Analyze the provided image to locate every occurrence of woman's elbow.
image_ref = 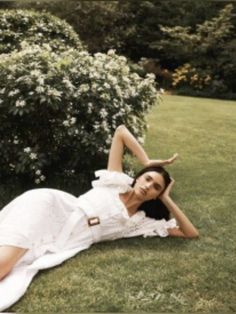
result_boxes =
[116,124,126,133]
[185,230,200,239]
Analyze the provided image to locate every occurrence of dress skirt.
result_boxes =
[0,188,93,265]
[0,188,95,311]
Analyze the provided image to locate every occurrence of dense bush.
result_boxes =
[0,45,158,184]
[0,9,83,54]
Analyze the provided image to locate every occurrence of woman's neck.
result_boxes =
[119,190,142,216]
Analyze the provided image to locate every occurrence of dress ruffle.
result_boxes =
[142,218,178,238]
[123,211,178,238]
[92,169,134,193]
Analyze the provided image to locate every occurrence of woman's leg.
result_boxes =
[0,246,28,280]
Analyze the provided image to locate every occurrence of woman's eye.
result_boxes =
[145,176,151,181]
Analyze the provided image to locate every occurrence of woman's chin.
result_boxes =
[135,189,146,200]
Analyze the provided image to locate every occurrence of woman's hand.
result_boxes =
[159,178,175,202]
[158,178,200,238]
[145,153,178,168]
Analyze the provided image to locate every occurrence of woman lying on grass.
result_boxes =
[0,125,199,310]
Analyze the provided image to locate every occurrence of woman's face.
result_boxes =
[133,171,166,201]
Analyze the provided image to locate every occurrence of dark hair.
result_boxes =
[132,166,171,221]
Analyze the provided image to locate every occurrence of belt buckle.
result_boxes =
[88,216,100,227]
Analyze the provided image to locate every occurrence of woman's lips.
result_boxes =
[139,187,146,195]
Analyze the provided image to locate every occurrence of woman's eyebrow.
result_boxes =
[154,182,162,189]
[147,175,163,189]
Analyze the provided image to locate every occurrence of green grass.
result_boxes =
[2,95,236,312]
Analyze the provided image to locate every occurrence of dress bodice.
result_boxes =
[77,170,133,242]
[77,170,178,243]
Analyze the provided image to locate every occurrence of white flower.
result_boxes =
[30,70,41,77]
[13,139,19,144]
[70,117,76,125]
[107,49,116,56]
[94,60,103,68]
[40,175,46,181]
[115,86,122,98]
[47,89,62,98]
[24,147,31,153]
[79,84,90,93]
[35,179,40,184]
[87,103,93,114]
[0,88,5,94]
[35,169,41,175]
[94,52,104,58]
[63,120,70,127]
[107,75,118,85]
[100,108,108,118]
[118,56,127,63]
[123,77,130,84]
[37,77,45,85]
[146,73,156,80]
[9,65,17,72]
[138,136,145,145]
[29,153,37,160]
[104,83,110,89]
[101,120,109,131]
[121,66,129,75]
[160,88,165,94]
[8,89,20,96]
[35,86,45,93]
[15,100,26,107]
[63,78,74,90]
[91,83,98,91]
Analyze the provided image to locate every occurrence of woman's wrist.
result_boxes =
[159,195,172,206]
[143,158,151,167]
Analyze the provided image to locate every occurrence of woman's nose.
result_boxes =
[144,183,152,190]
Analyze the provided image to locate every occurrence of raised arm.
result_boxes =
[107,125,178,172]
[159,179,199,239]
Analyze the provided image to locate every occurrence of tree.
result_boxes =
[159,4,236,97]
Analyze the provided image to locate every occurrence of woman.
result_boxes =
[0,125,199,310]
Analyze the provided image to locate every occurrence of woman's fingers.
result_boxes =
[147,154,178,167]
[167,153,179,164]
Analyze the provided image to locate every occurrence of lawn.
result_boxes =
[2,95,236,312]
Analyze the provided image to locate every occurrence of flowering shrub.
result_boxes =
[0,9,83,54]
[0,46,158,184]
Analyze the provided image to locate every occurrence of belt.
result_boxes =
[88,216,100,226]
[52,209,85,251]
[76,197,102,243]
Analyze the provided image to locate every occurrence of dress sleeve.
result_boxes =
[91,169,134,193]
[123,211,178,238]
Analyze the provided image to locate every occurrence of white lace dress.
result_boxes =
[0,170,177,311]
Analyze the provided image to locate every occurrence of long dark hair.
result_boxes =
[132,166,171,221]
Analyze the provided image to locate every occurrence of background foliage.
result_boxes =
[1,0,235,98]
[0,9,83,54]
[159,4,236,98]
